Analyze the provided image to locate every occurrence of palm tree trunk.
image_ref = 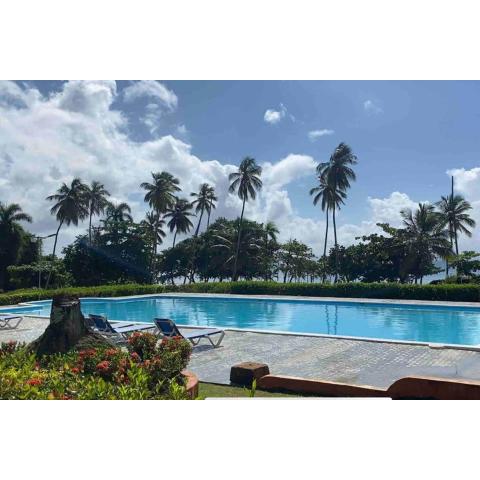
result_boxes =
[332,205,339,283]
[173,231,177,248]
[88,210,93,245]
[207,199,213,228]
[45,220,63,289]
[232,197,246,281]
[454,229,459,255]
[322,208,329,282]
[194,207,204,237]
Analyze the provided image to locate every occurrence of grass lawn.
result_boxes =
[198,382,301,398]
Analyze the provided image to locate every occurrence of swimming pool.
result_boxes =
[3,295,480,346]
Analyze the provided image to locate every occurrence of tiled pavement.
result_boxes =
[3,317,480,388]
[187,330,480,388]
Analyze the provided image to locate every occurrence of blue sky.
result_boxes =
[2,80,480,253]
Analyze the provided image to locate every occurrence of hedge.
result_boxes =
[1,281,480,306]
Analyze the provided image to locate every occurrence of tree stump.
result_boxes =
[29,294,113,356]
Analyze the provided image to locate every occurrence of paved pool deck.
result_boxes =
[3,316,480,388]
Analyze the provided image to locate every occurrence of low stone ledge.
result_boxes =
[230,362,270,387]
[387,376,480,400]
[258,375,387,397]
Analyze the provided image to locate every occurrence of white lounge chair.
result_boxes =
[0,314,23,330]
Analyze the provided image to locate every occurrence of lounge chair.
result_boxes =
[154,318,225,348]
[0,314,23,330]
[87,314,154,336]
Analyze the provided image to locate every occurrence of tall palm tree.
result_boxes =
[0,203,33,290]
[206,185,218,228]
[141,211,166,252]
[164,199,194,247]
[310,175,346,280]
[316,143,357,282]
[264,221,279,244]
[46,178,89,287]
[228,156,263,280]
[401,203,452,284]
[191,183,217,236]
[85,181,110,244]
[435,194,475,256]
[141,171,181,257]
[104,202,133,223]
[0,202,33,232]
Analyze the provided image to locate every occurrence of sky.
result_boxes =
[1,80,480,256]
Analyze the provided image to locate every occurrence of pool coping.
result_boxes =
[6,291,480,308]
[3,292,480,352]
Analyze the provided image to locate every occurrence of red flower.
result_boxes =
[79,349,97,358]
[96,360,111,372]
[71,367,80,374]
[105,348,118,357]
[26,378,43,387]
[130,352,141,363]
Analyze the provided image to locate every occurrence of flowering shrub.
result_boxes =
[127,332,158,360]
[0,334,193,400]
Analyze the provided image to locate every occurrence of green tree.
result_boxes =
[141,171,181,258]
[85,181,110,244]
[45,178,89,288]
[310,175,346,281]
[449,251,480,278]
[212,219,263,280]
[0,202,33,290]
[102,202,133,245]
[191,183,217,236]
[228,157,263,281]
[401,203,452,284]
[436,194,475,256]
[316,143,358,282]
[164,198,195,247]
[278,239,315,283]
[104,202,133,223]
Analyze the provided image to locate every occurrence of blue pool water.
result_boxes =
[3,295,480,346]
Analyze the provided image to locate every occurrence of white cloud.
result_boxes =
[123,80,177,111]
[363,99,383,115]
[0,80,232,252]
[0,80,439,262]
[308,129,334,141]
[263,103,287,124]
[446,167,480,250]
[123,81,178,135]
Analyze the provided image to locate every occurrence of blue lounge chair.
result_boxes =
[154,318,225,348]
[87,314,154,336]
[0,314,23,330]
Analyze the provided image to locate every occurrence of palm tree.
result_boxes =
[212,223,262,277]
[401,203,452,284]
[85,181,110,244]
[104,202,133,223]
[206,185,218,228]
[141,211,166,252]
[435,194,475,256]
[316,143,357,282]
[164,199,195,247]
[141,171,181,257]
[191,183,217,236]
[310,175,346,268]
[46,178,89,288]
[264,221,279,244]
[0,202,33,232]
[228,156,263,280]
[0,203,33,290]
